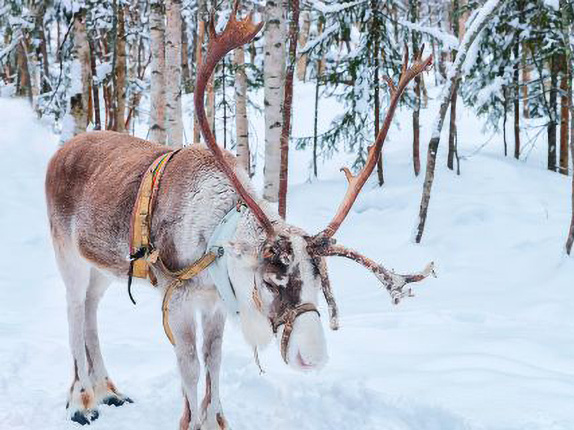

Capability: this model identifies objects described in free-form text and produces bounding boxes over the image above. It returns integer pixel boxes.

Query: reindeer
[45,3,433,429]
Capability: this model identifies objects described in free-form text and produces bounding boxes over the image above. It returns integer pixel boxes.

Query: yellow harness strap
[128,149,222,346]
[160,252,219,346]
[129,150,179,280]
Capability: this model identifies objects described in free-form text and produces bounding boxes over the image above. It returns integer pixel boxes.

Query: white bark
[149,0,166,144]
[263,0,286,202]
[234,46,250,175]
[296,11,311,81]
[165,0,183,146]
[65,9,91,140]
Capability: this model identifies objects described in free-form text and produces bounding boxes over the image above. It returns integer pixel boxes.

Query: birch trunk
[149,0,166,143]
[88,37,101,130]
[65,9,91,140]
[415,0,503,243]
[263,0,286,202]
[115,4,127,132]
[447,0,459,172]
[411,0,421,176]
[296,11,310,81]
[165,0,183,146]
[16,39,32,104]
[234,46,250,175]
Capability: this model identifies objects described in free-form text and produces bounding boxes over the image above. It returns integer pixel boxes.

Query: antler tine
[194,3,274,237]
[313,47,432,243]
[316,243,435,305]
[400,44,409,79]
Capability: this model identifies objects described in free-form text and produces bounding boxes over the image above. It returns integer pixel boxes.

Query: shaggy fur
[46,131,327,429]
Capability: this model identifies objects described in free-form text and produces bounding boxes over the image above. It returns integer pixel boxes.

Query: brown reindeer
[45,3,433,429]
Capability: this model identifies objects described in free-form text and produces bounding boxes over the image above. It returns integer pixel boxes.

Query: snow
[1,75,574,430]
[399,21,459,51]
[542,0,560,11]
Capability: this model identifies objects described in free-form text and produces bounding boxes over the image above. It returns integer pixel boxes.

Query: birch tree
[115,3,127,132]
[234,46,250,175]
[64,8,91,140]
[165,0,183,146]
[263,0,285,202]
[415,0,505,243]
[149,0,166,144]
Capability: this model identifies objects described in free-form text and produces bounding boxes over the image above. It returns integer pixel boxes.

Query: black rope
[127,247,147,305]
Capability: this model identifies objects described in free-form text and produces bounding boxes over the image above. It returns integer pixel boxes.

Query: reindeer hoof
[71,409,99,425]
[102,395,133,407]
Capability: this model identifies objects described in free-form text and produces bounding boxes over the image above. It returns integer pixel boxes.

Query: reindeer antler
[309,46,434,303]
[316,243,435,305]
[314,46,433,241]
[194,1,275,237]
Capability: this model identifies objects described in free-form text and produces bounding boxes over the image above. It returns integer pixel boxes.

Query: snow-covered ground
[1,82,574,430]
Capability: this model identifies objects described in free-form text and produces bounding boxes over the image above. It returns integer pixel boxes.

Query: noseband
[271,303,320,364]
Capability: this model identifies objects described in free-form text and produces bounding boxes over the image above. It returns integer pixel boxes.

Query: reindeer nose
[296,350,315,370]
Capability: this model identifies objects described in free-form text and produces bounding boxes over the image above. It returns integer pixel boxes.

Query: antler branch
[194,1,275,237]
[315,46,433,241]
[316,243,435,305]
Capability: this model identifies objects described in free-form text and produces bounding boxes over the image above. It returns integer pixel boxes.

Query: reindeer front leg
[169,292,201,430]
[200,305,228,430]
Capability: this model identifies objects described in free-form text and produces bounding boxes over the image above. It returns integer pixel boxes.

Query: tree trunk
[415,0,503,243]
[513,39,521,160]
[16,39,32,104]
[88,37,101,130]
[278,0,300,219]
[448,84,459,172]
[234,46,250,175]
[34,2,50,94]
[263,0,285,203]
[373,1,384,186]
[193,0,207,144]
[559,55,569,175]
[149,0,166,144]
[565,6,574,254]
[181,19,192,93]
[296,10,311,81]
[411,0,421,176]
[165,0,183,146]
[522,46,530,119]
[548,54,558,171]
[114,4,127,132]
[66,9,91,140]
[503,86,508,156]
[447,0,460,172]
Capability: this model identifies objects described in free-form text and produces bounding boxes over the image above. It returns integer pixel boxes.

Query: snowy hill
[1,89,573,430]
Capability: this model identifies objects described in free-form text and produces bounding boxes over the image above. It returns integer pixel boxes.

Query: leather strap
[272,303,320,363]
[129,150,180,279]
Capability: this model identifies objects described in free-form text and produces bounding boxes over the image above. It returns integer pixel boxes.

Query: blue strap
[206,205,244,316]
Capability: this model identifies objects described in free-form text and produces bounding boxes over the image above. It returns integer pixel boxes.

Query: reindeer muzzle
[271,303,320,364]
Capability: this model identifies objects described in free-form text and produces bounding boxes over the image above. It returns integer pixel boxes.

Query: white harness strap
[207,205,245,316]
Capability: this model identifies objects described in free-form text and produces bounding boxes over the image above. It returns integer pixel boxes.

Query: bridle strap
[272,303,320,364]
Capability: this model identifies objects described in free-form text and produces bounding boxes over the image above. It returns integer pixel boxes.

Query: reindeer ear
[226,241,257,266]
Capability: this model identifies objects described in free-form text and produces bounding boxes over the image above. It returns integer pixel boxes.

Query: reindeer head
[195,1,434,371]
[225,229,328,370]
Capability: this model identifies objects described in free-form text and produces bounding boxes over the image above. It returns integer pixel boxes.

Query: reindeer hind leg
[85,268,133,408]
[56,246,100,425]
